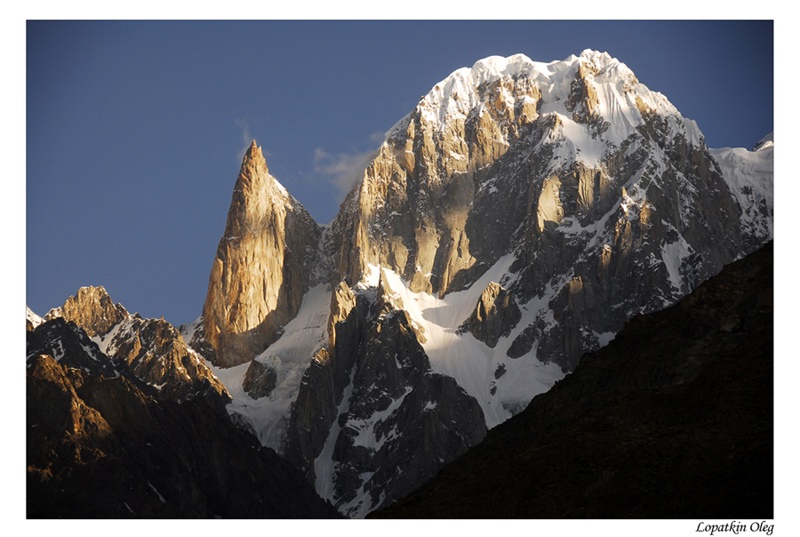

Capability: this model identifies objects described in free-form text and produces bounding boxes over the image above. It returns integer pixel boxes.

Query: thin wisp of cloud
[313,141,381,198]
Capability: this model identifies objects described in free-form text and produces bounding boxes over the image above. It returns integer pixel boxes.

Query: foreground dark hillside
[375,242,773,518]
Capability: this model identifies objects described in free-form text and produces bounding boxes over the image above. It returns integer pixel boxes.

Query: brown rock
[46,286,128,337]
[202,141,322,367]
[460,282,521,348]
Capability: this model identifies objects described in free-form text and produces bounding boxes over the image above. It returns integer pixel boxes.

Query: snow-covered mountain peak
[577,49,627,73]
[754,132,774,151]
[467,53,538,81]
[387,50,702,156]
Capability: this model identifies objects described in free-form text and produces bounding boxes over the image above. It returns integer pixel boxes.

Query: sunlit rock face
[202,141,323,367]
[328,50,747,375]
[459,281,521,348]
[44,286,128,337]
[327,61,547,298]
[36,287,230,407]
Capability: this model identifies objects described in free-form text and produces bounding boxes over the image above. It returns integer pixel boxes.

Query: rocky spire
[202,140,322,367]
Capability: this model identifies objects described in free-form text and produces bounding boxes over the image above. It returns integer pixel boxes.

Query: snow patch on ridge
[314,366,355,504]
[27,307,43,329]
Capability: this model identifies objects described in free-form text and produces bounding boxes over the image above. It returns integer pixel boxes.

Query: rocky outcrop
[459,281,520,348]
[106,316,230,407]
[327,62,545,298]
[242,359,278,399]
[27,317,121,379]
[375,242,773,519]
[284,283,369,485]
[202,141,323,367]
[284,279,486,517]
[44,286,128,337]
[38,287,230,407]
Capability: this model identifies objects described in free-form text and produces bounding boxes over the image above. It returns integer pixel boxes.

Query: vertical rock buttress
[202,141,321,367]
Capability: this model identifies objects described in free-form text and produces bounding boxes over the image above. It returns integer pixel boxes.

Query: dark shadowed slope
[26,313,339,519]
[375,242,773,519]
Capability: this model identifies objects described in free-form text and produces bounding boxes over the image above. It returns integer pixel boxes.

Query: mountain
[27,287,338,518]
[373,241,773,518]
[199,141,324,368]
[28,50,773,519]
[188,50,773,516]
[711,133,774,252]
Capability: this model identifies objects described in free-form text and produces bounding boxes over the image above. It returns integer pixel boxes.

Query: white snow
[26,307,43,329]
[711,136,774,242]
[199,284,332,451]
[51,338,65,362]
[371,255,565,428]
[550,113,608,167]
[349,387,411,451]
[387,49,706,173]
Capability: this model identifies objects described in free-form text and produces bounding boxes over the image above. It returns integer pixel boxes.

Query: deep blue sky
[26,20,774,326]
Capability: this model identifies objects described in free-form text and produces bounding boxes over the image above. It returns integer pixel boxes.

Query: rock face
[26,318,339,519]
[107,316,229,406]
[285,276,486,518]
[327,61,547,298]
[459,281,521,348]
[242,359,278,399]
[44,286,128,337]
[374,242,773,518]
[201,141,323,367]
[41,286,230,406]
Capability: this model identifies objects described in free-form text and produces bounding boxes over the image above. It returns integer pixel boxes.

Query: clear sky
[26,20,774,326]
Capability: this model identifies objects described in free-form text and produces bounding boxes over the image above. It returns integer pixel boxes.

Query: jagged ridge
[27,288,339,518]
